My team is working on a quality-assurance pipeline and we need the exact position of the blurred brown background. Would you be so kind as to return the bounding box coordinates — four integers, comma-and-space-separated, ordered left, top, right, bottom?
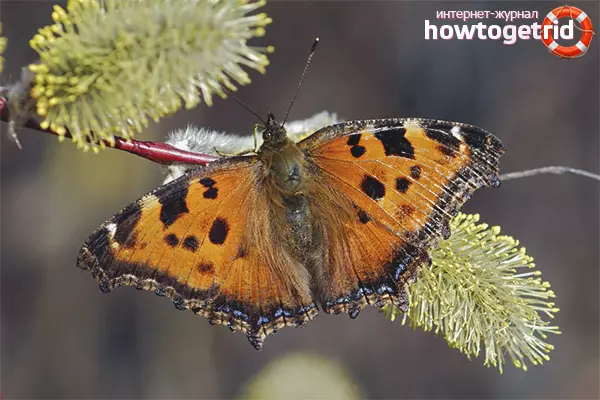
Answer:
1, 1, 598, 398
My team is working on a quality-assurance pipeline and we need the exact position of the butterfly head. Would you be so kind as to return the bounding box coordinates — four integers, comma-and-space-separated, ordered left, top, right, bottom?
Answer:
261, 112, 288, 148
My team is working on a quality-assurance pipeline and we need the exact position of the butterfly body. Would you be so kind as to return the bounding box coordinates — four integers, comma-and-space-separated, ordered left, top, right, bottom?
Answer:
78, 116, 504, 349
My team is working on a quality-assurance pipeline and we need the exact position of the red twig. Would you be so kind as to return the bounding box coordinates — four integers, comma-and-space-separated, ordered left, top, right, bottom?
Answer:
111, 137, 218, 165
0, 96, 218, 166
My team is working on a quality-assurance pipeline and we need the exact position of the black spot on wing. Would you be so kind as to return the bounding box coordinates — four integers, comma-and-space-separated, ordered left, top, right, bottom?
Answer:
439, 145, 457, 158
164, 233, 179, 247
346, 134, 366, 158
346, 134, 361, 146
410, 165, 422, 179
374, 129, 415, 159
209, 217, 229, 245
199, 177, 216, 187
395, 177, 411, 193
197, 262, 214, 274
113, 203, 141, 246
183, 235, 199, 252
203, 188, 218, 199
360, 175, 386, 200
426, 129, 461, 154
157, 186, 189, 227
462, 128, 488, 151
418, 121, 503, 154
199, 177, 218, 199
357, 209, 370, 224
350, 145, 366, 158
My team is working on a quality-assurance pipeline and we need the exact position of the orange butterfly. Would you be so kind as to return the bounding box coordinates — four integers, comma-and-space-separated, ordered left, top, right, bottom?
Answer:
78, 114, 504, 349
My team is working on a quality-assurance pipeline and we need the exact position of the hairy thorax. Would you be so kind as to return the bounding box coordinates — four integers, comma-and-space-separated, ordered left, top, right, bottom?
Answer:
261, 138, 307, 194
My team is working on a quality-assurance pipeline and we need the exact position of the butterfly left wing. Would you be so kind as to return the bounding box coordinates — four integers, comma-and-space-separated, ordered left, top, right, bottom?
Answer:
299, 118, 505, 315
77, 157, 318, 349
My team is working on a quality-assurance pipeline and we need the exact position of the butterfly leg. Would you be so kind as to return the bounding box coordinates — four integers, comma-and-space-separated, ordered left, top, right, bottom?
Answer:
213, 147, 256, 157
213, 125, 262, 157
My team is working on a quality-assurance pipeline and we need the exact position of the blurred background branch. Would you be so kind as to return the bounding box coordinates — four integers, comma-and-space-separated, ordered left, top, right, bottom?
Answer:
500, 166, 600, 182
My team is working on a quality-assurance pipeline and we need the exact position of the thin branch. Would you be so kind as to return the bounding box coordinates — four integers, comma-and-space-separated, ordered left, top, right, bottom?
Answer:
1, 96, 218, 166
501, 166, 600, 182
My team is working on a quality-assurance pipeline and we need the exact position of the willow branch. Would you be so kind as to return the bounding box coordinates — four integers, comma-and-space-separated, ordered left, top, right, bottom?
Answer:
0, 96, 218, 166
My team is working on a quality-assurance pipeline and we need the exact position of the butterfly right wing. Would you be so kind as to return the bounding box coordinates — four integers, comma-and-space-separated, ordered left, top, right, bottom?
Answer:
301, 119, 504, 316
77, 157, 317, 349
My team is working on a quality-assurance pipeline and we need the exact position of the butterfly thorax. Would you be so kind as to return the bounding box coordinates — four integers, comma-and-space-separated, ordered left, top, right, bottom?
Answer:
259, 114, 308, 195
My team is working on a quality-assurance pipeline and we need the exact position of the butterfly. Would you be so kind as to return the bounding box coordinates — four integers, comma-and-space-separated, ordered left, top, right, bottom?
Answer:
77, 113, 505, 350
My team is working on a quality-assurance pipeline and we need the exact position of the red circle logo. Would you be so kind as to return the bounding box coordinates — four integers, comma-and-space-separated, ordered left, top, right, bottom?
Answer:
541, 6, 594, 58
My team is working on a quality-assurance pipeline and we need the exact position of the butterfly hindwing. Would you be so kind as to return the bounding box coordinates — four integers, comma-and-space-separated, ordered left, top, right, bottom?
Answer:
77, 157, 317, 349
305, 179, 428, 315
300, 118, 504, 316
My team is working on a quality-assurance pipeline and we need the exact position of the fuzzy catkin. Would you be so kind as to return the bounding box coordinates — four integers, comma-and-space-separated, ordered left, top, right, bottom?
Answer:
29, 0, 273, 151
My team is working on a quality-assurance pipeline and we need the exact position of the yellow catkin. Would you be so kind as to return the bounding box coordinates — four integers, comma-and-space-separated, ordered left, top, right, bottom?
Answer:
29, 0, 272, 150
385, 212, 560, 373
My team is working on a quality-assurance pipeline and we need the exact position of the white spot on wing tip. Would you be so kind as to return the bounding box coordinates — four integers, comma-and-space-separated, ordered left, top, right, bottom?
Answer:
451, 126, 463, 139
105, 222, 120, 250
106, 222, 117, 237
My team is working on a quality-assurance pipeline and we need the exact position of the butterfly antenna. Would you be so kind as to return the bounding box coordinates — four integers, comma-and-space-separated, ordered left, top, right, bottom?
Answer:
282, 38, 320, 126
232, 95, 267, 125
